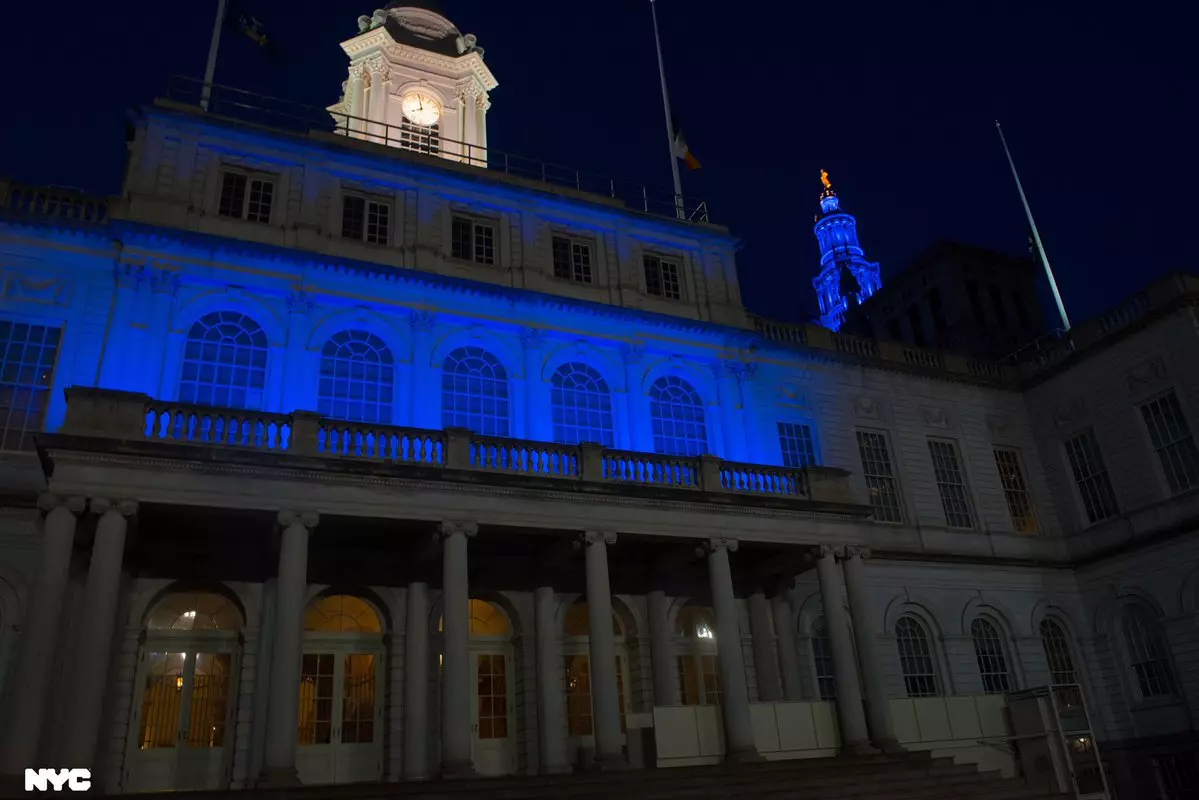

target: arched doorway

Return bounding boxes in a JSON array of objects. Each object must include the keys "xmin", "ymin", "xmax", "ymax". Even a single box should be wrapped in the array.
[
  {"xmin": 675, "ymin": 605, "xmax": 721, "ymax": 706},
  {"xmin": 295, "ymin": 594, "xmax": 385, "ymax": 785},
  {"xmin": 438, "ymin": 598, "xmax": 516, "ymax": 776},
  {"xmin": 562, "ymin": 599, "xmax": 631, "ymax": 752},
  {"xmin": 127, "ymin": 589, "xmax": 242, "ymax": 792}
]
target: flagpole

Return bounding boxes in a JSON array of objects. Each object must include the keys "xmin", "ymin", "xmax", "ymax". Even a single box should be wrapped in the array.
[
  {"xmin": 995, "ymin": 119, "xmax": 1070, "ymax": 331},
  {"xmin": 201, "ymin": 0, "xmax": 230, "ymax": 111},
  {"xmin": 650, "ymin": 0, "xmax": 685, "ymax": 220}
]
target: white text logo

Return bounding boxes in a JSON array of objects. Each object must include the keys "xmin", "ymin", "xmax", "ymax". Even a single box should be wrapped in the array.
[{"xmin": 23, "ymin": 769, "xmax": 92, "ymax": 792}]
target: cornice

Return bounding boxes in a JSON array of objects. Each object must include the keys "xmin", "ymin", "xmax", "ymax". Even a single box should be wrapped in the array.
[{"xmin": 342, "ymin": 32, "xmax": 497, "ymax": 91}]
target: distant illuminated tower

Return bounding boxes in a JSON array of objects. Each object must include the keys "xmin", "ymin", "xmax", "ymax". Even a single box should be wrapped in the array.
[{"xmin": 812, "ymin": 170, "xmax": 882, "ymax": 331}]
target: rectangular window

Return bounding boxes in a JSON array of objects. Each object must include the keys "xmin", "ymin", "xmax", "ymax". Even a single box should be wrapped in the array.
[
  {"xmin": 398, "ymin": 121, "xmax": 440, "ymax": 155},
  {"xmin": 551, "ymin": 236, "xmax": 593, "ymax": 283},
  {"xmin": 450, "ymin": 215, "xmax": 496, "ymax": 265},
  {"xmin": 644, "ymin": 255, "xmax": 681, "ymax": 300},
  {"xmin": 928, "ymin": 439, "xmax": 975, "ymax": 528},
  {"xmin": 341, "ymin": 195, "xmax": 391, "ymax": 245},
  {"xmin": 927, "ymin": 288, "xmax": 947, "ymax": 334},
  {"xmin": 990, "ymin": 285, "xmax": 1009, "ymax": 326},
  {"xmin": 0, "ymin": 320, "xmax": 61, "ymax": 451},
  {"xmin": 1064, "ymin": 429, "xmax": 1119, "ymax": 524},
  {"xmin": 777, "ymin": 422, "xmax": 817, "ymax": 468},
  {"xmin": 218, "ymin": 171, "xmax": 273, "ymax": 223},
  {"xmin": 855, "ymin": 430, "xmax": 904, "ymax": 523},
  {"xmin": 908, "ymin": 303, "xmax": 925, "ymax": 347},
  {"xmin": 966, "ymin": 279, "xmax": 986, "ymax": 323},
  {"xmin": 994, "ymin": 448, "xmax": 1038, "ymax": 532},
  {"xmin": 677, "ymin": 655, "xmax": 721, "ymax": 706},
  {"xmin": 1140, "ymin": 391, "xmax": 1199, "ymax": 495}
]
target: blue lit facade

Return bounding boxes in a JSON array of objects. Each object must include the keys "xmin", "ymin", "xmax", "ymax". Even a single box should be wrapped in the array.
[{"xmin": 812, "ymin": 180, "xmax": 882, "ymax": 331}]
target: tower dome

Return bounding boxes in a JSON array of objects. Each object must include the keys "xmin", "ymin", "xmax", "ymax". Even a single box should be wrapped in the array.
[{"xmin": 811, "ymin": 170, "xmax": 882, "ymax": 331}]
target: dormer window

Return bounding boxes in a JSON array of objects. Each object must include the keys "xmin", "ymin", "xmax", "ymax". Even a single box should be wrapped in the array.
[
  {"xmin": 218, "ymin": 170, "xmax": 274, "ymax": 224},
  {"xmin": 644, "ymin": 254, "xmax": 681, "ymax": 300},
  {"xmin": 552, "ymin": 235, "xmax": 593, "ymax": 283}
]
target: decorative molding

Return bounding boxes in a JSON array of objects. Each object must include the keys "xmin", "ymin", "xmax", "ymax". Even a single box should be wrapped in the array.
[
  {"xmin": 2, "ymin": 270, "xmax": 71, "ymax": 306},
  {"xmin": 408, "ymin": 309, "xmax": 436, "ymax": 333},
  {"xmin": 90, "ymin": 498, "xmax": 139, "ymax": 517},
  {"xmin": 852, "ymin": 395, "xmax": 884, "ymax": 421},
  {"xmin": 1051, "ymin": 397, "xmax": 1087, "ymax": 429},
  {"xmin": 920, "ymin": 405, "xmax": 951, "ymax": 430},
  {"xmin": 36, "ymin": 493, "xmax": 86, "ymax": 515},
  {"xmin": 580, "ymin": 530, "xmax": 618, "ymax": 546},
  {"xmin": 148, "ymin": 267, "xmax": 181, "ymax": 296},
  {"xmin": 285, "ymin": 291, "xmax": 314, "ymax": 316},
  {"xmin": 775, "ymin": 383, "xmax": 811, "ymax": 410},
  {"xmin": 362, "ymin": 54, "xmax": 390, "ymax": 78},
  {"xmin": 619, "ymin": 343, "xmax": 645, "ymax": 366},
  {"xmin": 1125, "ymin": 357, "xmax": 1168, "ymax": 393},
  {"xmin": 277, "ymin": 510, "xmax": 320, "ymax": 529},
  {"xmin": 114, "ymin": 263, "xmax": 146, "ymax": 290},
  {"xmin": 705, "ymin": 537, "xmax": 738, "ymax": 553},
  {"xmin": 519, "ymin": 327, "xmax": 544, "ymax": 349},
  {"xmin": 440, "ymin": 520, "xmax": 479, "ymax": 538},
  {"xmin": 347, "ymin": 63, "xmax": 369, "ymax": 82},
  {"xmin": 728, "ymin": 362, "xmax": 757, "ymax": 383},
  {"xmin": 842, "ymin": 544, "xmax": 872, "ymax": 560}
]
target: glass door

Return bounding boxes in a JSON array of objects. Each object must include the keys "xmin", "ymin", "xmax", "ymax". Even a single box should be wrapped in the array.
[
  {"xmin": 296, "ymin": 651, "xmax": 381, "ymax": 785},
  {"xmin": 471, "ymin": 651, "xmax": 513, "ymax": 776}
]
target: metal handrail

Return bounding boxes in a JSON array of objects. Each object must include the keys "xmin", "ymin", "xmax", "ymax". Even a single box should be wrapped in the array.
[{"xmin": 165, "ymin": 76, "xmax": 711, "ymax": 225}]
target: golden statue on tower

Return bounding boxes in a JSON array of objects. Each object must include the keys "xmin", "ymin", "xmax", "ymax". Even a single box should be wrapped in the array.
[{"xmin": 820, "ymin": 169, "xmax": 833, "ymax": 190}]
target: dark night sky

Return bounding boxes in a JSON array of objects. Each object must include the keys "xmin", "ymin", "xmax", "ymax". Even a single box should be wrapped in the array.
[{"xmin": 0, "ymin": 1, "xmax": 1192, "ymax": 326}]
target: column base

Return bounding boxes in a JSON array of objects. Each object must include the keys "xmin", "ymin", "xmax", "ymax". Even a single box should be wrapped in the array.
[
  {"xmin": 589, "ymin": 753, "xmax": 630, "ymax": 771},
  {"xmin": 725, "ymin": 745, "xmax": 766, "ymax": 764},
  {"xmin": 257, "ymin": 766, "xmax": 301, "ymax": 787},
  {"xmin": 838, "ymin": 740, "xmax": 878, "ymax": 757},
  {"xmin": 440, "ymin": 759, "xmax": 477, "ymax": 780},
  {"xmin": 873, "ymin": 738, "xmax": 906, "ymax": 754}
]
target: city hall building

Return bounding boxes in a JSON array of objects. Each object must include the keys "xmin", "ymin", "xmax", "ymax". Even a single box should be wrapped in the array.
[{"xmin": 0, "ymin": 5, "xmax": 1196, "ymax": 798}]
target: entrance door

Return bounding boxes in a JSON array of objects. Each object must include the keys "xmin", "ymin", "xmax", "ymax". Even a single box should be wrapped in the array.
[
  {"xmin": 296, "ymin": 651, "xmax": 382, "ymax": 785},
  {"xmin": 129, "ymin": 650, "xmax": 234, "ymax": 792},
  {"xmin": 470, "ymin": 650, "xmax": 514, "ymax": 776}
]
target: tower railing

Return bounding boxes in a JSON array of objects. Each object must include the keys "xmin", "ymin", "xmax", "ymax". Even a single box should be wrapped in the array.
[{"xmin": 164, "ymin": 77, "xmax": 710, "ymax": 225}]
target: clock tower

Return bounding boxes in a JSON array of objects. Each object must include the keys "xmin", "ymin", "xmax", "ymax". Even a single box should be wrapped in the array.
[
  {"xmin": 811, "ymin": 170, "xmax": 882, "ymax": 331},
  {"xmin": 328, "ymin": 4, "xmax": 498, "ymax": 166}
]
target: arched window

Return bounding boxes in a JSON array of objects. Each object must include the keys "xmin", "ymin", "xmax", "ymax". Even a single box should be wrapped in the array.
[
  {"xmin": 971, "ymin": 617, "xmax": 1013, "ymax": 694},
  {"xmin": 146, "ymin": 590, "xmax": 242, "ymax": 631},
  {"xmin": 441, "ymin": 346, "xmax": 509, "ymax": 435},
  {"xmin": 303, "ymin": 594, "xmax": 383, "ymax": 633},
  {"xmin": 1120, "ymin": 605, "xmax": 1176, "ymax": 698},
  {"xmin": 896, "ymin": 615, "xmax": 940, "ymax": 697},
  {"xmin": 179, "ymin": 311, "xmax": 268, "ymax": 409},
  {"xmin": 676, "ymin": 606, "xmax": 720, "ymax": 706},
  {"xmin": 550, "ymin": 363, "xmax": 614, "ymax": 446},
  {"xmin": 810, "ymin": 616, "xmax": 836, "ymax": 700},
  {"xmin": 1039, "ymin": 619, "xmax": 1078, "ymax": 685},
  {"xmin": 318, "ymin": 330, "xmax": 395, "ymax": 424},
  {"xmin": 563, "ymin": 599, "xmax": 629, "ymax": 735},
  {"xmin": 649, "ymin": 375, "xmax": 707, "ymax": 456}
]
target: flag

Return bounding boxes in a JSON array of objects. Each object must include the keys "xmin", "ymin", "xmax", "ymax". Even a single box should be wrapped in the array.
[
  {"xmin": 236, "ymin": 13, "xmax": 271, "ymax": 49},
  {"xmin": 673, "ymin": 128, "xmax": 701, "ymax": 170}
]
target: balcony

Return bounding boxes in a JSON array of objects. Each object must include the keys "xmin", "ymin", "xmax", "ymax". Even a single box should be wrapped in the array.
[{"xmin": 46, "ymin": 388, "xmax": 863, "ymax": 512}]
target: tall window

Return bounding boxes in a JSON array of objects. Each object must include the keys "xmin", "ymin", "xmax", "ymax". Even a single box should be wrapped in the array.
[
  {"xmin": 1039, "ymin": 619, "xmax": 1078, "ymax": 685},
  {"xmin": 218, "ymin": 171, "xmax": 273, "ymax": 223},
  {"xmin": 550, "ymin": 363, "xmax": 613, "ymax": 446},
  {"xmin": 178, "ymin": 311, "xmax": 268, "ymax": 409},
  {"xmin": 648, "ymin": 376, "xmax": 707, "ymax": 456},
  {"xmin": 676, "ymin": 606, "xmax": 721, "ymax": 706},
  {"xmin": 856, "ymin": 430, "xmax": 904, "ymax": 523},
  {"xmin": 1139, "ymin": 391, "xmax": 1199, "ymax": 494},
  {"xmin": 563, "ymin": 601, "xmax": 628, "ymax": 735},
  {"xmin": 1120, "ymin": 605, "xmax": 1176, "ymax": 699},
  {"xmin": 810, "ymin": 616, "xmax": 836, "ymax": 700},
  {"xmin": 777, "ymin": 422, "xmax": 817, "ymax": 468},
  {"xmin": 450, "ymin": 215, "xmax": 495, "ymax": 264},
  {"xmin": 318, "ymin": 330, "xmax": 395, "ymax": 424},
  {"xmin": 971, "ymin": 618, "xmax": 1013, "ymax": 694},
  {"xmin": 929, "ymin": 439, "xmax": 975, "ymax": 528},
  {"xmin": 341, "ymin": 195, "xmax": 391, "ymax": 245},
  {"xmin": 441, "ymin": 346, "xmax": 509, "ymax": 436},
  {"xmin": 994, "ymin": 448, "xmax": 1038, "ymax": 532},
  {"xmin": 644, "ymin": 255, "xmax": 681, "ymax": 300},
  {"xmin": 1064, "ymin": 429, "xmax": 1119, "ymax": 524},
  {"xmin": 0, "ymin": 320, "xmax": 61, "ymax": 451},
  {"xmin": 551, "ymin": 236, "xmax": 594, "ymax": 283},
  {"xmin": 896, "ymin": 615, "xmax": 940, "ymax": 697}
]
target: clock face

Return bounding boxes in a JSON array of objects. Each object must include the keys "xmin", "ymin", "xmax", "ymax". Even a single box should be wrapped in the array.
[{"xmin": 401, "ymin": 92, "xmax": 441, "ymax": 127}]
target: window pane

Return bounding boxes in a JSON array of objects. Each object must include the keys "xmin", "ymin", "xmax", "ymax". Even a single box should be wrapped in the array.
[
  {"xmin": 856, "ymin": 431, "xmax": 904, "ymax": 523},
  {"xmin": 994, "ymin": 448, "xmax": 1038, "ymax": 532},
  {"xmin": 474, "ymin": 223, "xmax": 495, "ymax": 264},
  {"xmin": 644, "ymin": 256, "xmax": 662, "ymax": 296},
  {"xmin": 928, "ymin": 439, "xmax": 975, "ymax": 528},
  {"xmin": 441, "ymin": 346, "xmax": 509, "ymax": 435},
  {"xmin": 218, "ymin": 172, "xmax": 246, "ymax": 218},
  {"xmin": 896, "ymin": 616, "xmax": 939, "ymax": 697},
  {"xmin": 341, "ymin": 195, "xmax": 365, "ymax": 239},
  {"xmin": 246, "ymin": 179, "xmax": 273, "ymax": 223},
  {"xmin": 649, "ymin": 376, "xmax": 706, "ymax": 456},
  {"xmin": 177, "ymin": 311, "xmax": 268, "ymax": 410},
  {"xmin": 317, "ymin": 330, "xmax": 395, "ymax": 424},
  {"xmin": 551, "ymin": 363, "xmax": 613, "ymax": 446},
  {"xmin": 552, "ymin": 237, "xmax": 572, "ymax": 280},
  {"xmin": 366, "ymin": 201, "xmax": 390, "ymax": 245},
  {"xmin": 451, "ymin": 216, "xmax": 472, "ymax": 260},
  {"xmin": 1140, "ymin": 392, "xmax": 1199, "ymax": 494},
  {"xmin": 777, "ymin": 422, "xmax": 816, "ymax": 468},
  {"xmin": 1064, "ymin": 429, "xmax": 1118, "ymax": 524},
  {"xmin": 1039, "ymin": 619, "xmax": 1078, "ymax": 686},
  {"xmin": 811, "ymin": 616, "xmax": 836, "ymax": 700},
  {"xmin": 1120, "ymin": 606, "xmax": 1176, "ymax": 699},
  {"xmin": 971, "ymin": 618, "xmax": 1012, "ymax": 694},
  {"xmin": 0, "ymin": 321, "xmax": 61, "ymax": 451}
]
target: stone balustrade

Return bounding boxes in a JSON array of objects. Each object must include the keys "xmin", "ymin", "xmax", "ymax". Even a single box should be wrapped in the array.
[{"xmin": 57, "ymin": 388, "xmax": 862, "ymax": 506}]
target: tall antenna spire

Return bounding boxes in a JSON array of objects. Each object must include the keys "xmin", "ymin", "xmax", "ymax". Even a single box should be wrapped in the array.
[{"xmin": 995, "ymin": 120, "xmax": 1071, "ymax": 331}]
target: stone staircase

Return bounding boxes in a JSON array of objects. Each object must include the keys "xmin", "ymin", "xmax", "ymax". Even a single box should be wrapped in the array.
[{"xmin": 109, "ymin": 754, "xmax": 1071, "ymax": 800}]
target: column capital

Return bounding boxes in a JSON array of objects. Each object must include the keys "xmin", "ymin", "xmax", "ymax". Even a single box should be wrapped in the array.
[
  {"xmin": 618, "ymin": 342, "xmax": 645, "ymax": 366},
  {"xmin": 519, "ymin": 327, "xmax": 545, "ymax": 349},
  {"xmin": 90, "ymin": 498, "xmax": 139, "ymax": 517},
  {"xmin": 285, "ymin": 291, "xmax": 314, "ymax": 317},
  {"xmin": 579, "ymin": 530, "xmax": 617, "ymax": 547},
  {"xmin": 409, "ymin": 309, "xmax": 436, "ymax": 333},
  {"xmin": 842, "ymin": 544, "xmax": 872, "ymax": 560},
  {"xmin": 439, "ymin": 520, "xmax": 479, "ymax": 538},
  {"xmin": 277, "ymin": 510, "xmax": 320, "ymax": 530},
  {"xmin": 148, "ymin": 267, "xmax": 181, "ymax": 296},
  {"xmin": 808, "ymin": 543, "xmax": 844, "ymax": 561},
  {"xmin": 113, "ymin": 263, "xmax": 146, "ymax": 290},
  {"xmin": 37, "ymin": 493, "xmax": 86, "ymax": 516},
  {"xmin": 703, "ymin": 537, "xmax": 739, "ymax": 554}
]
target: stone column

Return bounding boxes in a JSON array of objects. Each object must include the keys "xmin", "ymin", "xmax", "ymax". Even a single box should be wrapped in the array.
[
  {"xmin": 842, "ymin": 546, "xmax": 899, "ymax": 751},
  {"xmin": 771, "ymin": 586, "xmax": 803, "ymax": 701},
  {"xmin": 0, "ymin": 494, "xmax": 85, "ymax": 775},
  {"xmin": 581, "ymin": 530, "xmax": 623, "ymax": 766},
  {"xmin": 440, "ymin": 521, "xmax": 477, "ymax": 777},
  {"xmin": 748, "ymin": 590, "xmax": 781, "ymax": 701},
  {"xmin": 647, "ymin": 589, "xmax": 677, "ymax": 705},
  {"xmin": 813, "ymin": 544, "xmax": 871, "ymax": 754},
  {"xmin": 705, "ymin": 538, "xmax": 759, "ymax": 761},
  {"xmin": 534, "ymin": 585, "xmax": 569, "ymax": 773},
  {"xmin": 403, "ymin": 581, "xmax": 430, "ymax": 780},
  {"xmin": 365, "ymin": 56, "xmax": 389, "ymax": 144},
  {"xmin": 409, "ymin": 311, "xmax": 438, "ymax": 429},
  {"xmin": 346, "ymin": 64, "xmax": 367, "ymax": 136},
  {"xmin": 61, "ymin": 498, "xmax": 137, "ymax": 768},
  {"xmin": 260, "ymin": 510, "xmax": 317, "ymax": 786}
]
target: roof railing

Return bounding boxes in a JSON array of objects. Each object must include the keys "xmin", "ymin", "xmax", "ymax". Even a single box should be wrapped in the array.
[{"xmin": 165, "ymin": 77, "xmax": 710, "ymax": 225}]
